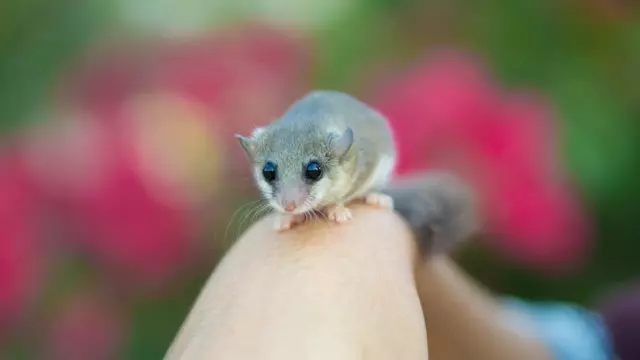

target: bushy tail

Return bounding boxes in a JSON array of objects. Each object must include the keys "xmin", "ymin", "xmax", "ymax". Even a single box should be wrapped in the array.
[{"xmin": 382, "ymin": 171, "xmax": 480, "ymax": 256}]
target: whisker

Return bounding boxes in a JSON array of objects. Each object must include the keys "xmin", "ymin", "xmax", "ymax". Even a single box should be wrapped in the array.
[
  {"xmin": 308, "ymin": 210, "xmax": 317, "ymax": 224},
  {"xmin": 224, "ymin": 200, "xmax": 262, "ymax": 243},
  {"xmin": 313, "ymin": 208, "xmax": 324, "ymax": 223},
  {"xmin": 225, "ymin": 197, "xmax": 274, "ymax": 243},
  {"xmin": 251, "ymin": 204, "xmax": 272, "ymax": 223},
  {"xmin": 303, "ymin": 198, "xmax": 325, "ymax": 224},
  {"xmin": 238, "ymin": 203, "xmax": 267, "ymax": 233},
  {"xmin": 306, "ymin": 197, "xmax": 327, "ymax": 223}
]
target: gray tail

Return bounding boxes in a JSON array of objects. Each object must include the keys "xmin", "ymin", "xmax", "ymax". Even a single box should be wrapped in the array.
[{"xmin": 381, "ymin": 171, "xmax": 480, "ymax": 256}]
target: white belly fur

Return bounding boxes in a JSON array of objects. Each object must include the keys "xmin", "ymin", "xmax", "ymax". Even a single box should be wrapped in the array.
[{"xmin": 352, "ymin": 155, "xmax": 396, "ymax": 199}]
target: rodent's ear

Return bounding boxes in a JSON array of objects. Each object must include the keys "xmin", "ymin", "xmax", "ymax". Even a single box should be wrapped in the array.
[
  {"xmin": 251, "ymin": 127, "xmax": 266, "ymax": 138},
  {"xmin": 330, "ymin": 127, "xmax": 354, "ymax": 158},
  {"xmin": 235, "ymin": 134, "xmax": 255, "ymax": 159}
]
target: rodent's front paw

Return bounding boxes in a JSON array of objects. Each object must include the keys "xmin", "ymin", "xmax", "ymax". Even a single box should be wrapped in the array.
[
  {"xmin": 274, "ymin": 214, "xmax": 303, "ymax": 231},
  {"xmin": 326, "ymin": 205, "xmax": 353, "ymax": 224},
  {"xmin": 364, "ymin": 192, "xmax": 394, "ymax": 209}
]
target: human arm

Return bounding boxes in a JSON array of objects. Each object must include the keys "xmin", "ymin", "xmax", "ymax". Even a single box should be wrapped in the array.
[
  {"xmin": 164, "ymin": 204, "xmax": 428, "ymax": 360},
  {"xmin": 415, "ymin": 256, "xmax": 553, "ymax": 360}
]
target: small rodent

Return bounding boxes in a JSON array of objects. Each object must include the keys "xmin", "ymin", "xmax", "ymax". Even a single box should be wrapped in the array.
[{"xmin": 236, "ymin": 90, "xmax": 397, "ymax": 231}]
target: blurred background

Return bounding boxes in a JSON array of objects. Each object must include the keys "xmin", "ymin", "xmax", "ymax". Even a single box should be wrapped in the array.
[{"xmin": 1, "ymin": 0, "xmax": 639, "ymax": 358}]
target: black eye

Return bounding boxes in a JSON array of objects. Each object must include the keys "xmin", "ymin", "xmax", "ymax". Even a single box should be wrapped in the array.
[
  {"xmin": 262, "ymin": 161, "xmax": 277, "ymax": 182},
  {"xmin": 304, "ymin": 161, "xmax": 323, "ymax": 182}
]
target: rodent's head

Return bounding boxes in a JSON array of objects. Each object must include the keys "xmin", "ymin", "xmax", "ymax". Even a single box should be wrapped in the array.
[{"xmin": 236, "ymin": 125, "xmax": 355, "ymax": 214}]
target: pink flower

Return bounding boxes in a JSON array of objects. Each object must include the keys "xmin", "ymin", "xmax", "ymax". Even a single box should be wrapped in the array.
[
  {"xmin": 0, "ymin": 152, "xmax": 43, "ymax": 330},
  {"xmin": 69, "ymin": 23, "xmax": 311, "ymax": 141},
  {"xmin": 42, "ymin": 290, "xmax": 126, "ymax": 360},
  {"xmin": 63, "ymin": 24, "xmax": 311, "ymax": 199},
  {"xmin": 22, "ymin": 24, "xmax": 312, "ymax": 290},
  {"xmin": 373, "ymin": 50, "xmax": 590, "ymax": 271},
  {"xmin": 21, "ymin": 109, "xmax": 199, "ymax": 291},
  {"xmin": 70, "ymin": 157, "xmax": 197, "ymax": 289}
]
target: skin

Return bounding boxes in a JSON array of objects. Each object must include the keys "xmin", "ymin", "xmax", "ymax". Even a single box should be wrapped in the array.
[
  {"xmin": 164, "ymin": 205, "xmax": 552, "ymax": 360},
  {"xmin": 415, "ymin": 257, "xmax": 553, "ymax": 360},
  {"xmin": 165, "ymin": 204, "xmax": 427, "ymax": 360}
]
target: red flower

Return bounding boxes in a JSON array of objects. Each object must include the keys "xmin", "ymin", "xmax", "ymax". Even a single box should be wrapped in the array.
[
  {"xmin": 0, "ymin": 152, "xmax": 42, "ymax": 330},
  {"xmin": 69, "ymin": 23, "xmax": 311, "ymax": 141},
  {"xmin": 22, "ymin": 24, "xmax": 312, "ymax": 290},
  {"xmin": 374, "ymin": 50, "xmax": 590, "ymax": 271},
  {"xmin": 70, "ymin": 158, "xmax": 197, "ymax": 289},
  {"xmin": 43, "ymin": 290, "xmax": 126, "ymax": 360},
  {"xmin": 23, "ymin": 113, "xmax": 200, "ymax": 290},
  {"xmin": 63, "ymin": 23, "xmax": 312, "ymax": 199}
]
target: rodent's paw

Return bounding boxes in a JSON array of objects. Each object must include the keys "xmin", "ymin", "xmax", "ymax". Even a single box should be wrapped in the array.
[
  {"xmin": 274, "ymin": 214, "xmax": 303, "ymax": 231},
  {"xmin": 326, "ymin": 205, "xmax": 353, "ymax": 224},
  {"xmin": 364, "ymin": 192, "xmax": 394, "ymax": 209}
]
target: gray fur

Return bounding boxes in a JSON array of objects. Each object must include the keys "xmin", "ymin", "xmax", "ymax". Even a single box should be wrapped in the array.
[
  {"xmin": 237, "ymin": 90, "xmax": 396, "ymax": 210},
  {"xmin": 382, "ymin": 171, "xmax": 480, "ymax": 255}
]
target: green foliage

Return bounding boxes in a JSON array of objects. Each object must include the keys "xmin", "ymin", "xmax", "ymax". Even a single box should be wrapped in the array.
[
  {"xmin": 0, "ymin": 0, "xmax": 111, "ymax": 134},
  {"xmin": 126, "ymin": 273, "xmax": 210, "ymax": 360}
]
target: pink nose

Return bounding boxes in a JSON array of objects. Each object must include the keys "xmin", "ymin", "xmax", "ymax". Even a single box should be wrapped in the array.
[{"xmin": 284, "ymin": 203, "xmax": 296, "ymax": 212}]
